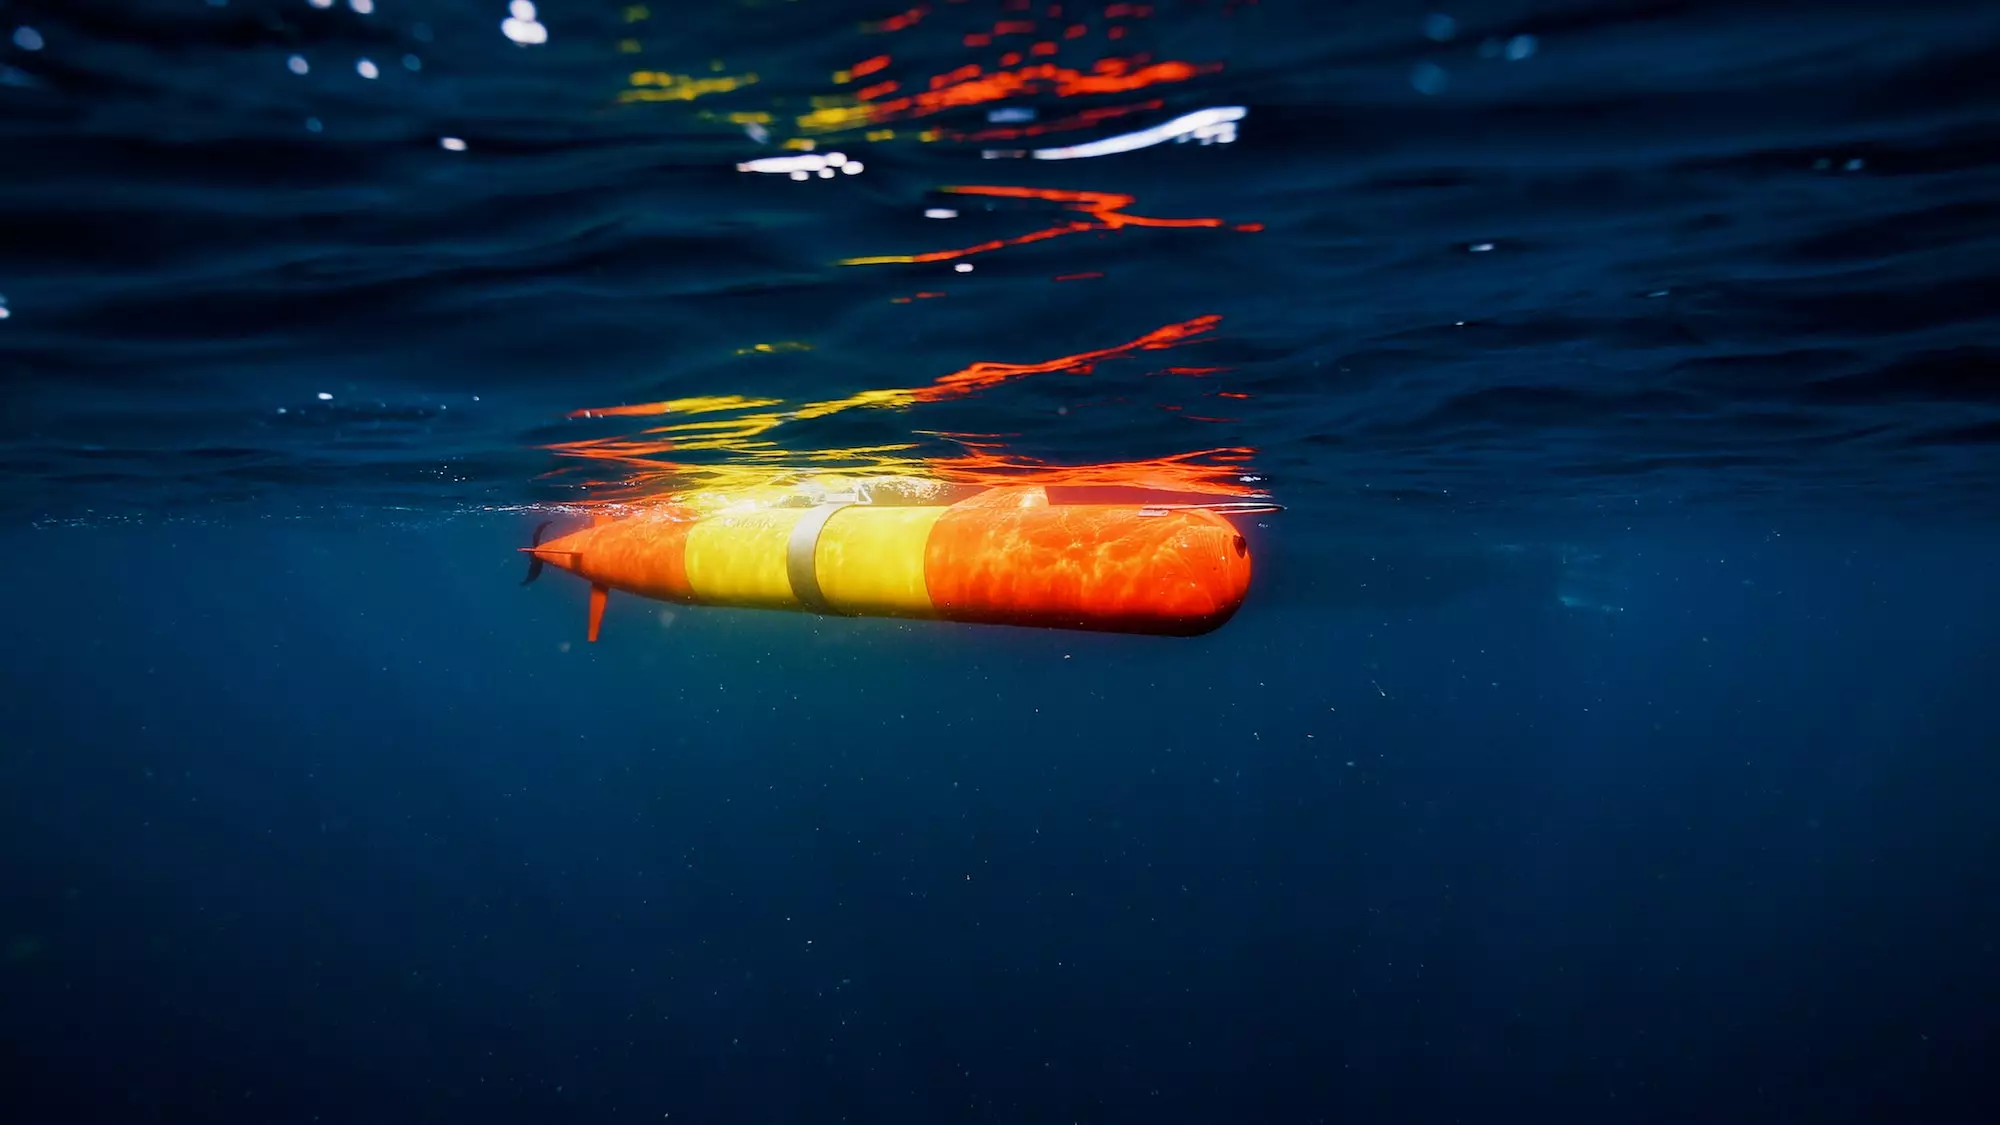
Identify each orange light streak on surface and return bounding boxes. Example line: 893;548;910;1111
925;444;1264;496
840;186;1249;266
911;314;1219;402
868;5;928;32
546;318;1262;501
803;58;1222;133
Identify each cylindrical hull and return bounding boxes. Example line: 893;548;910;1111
531;487;1253;636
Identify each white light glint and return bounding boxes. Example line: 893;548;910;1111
510;1;537;18
503;17;548;45
953;263;973;273
740;151;864;179
356;58;379;79
288;55;309;75
1469;242;1493;252
440;136;467;151
309;0;333;9
349;0;374;13
317;392;334;400
924;208;958;219
1029;106;1245;160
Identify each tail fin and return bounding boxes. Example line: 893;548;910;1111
521;520;554;586
587;583;609;642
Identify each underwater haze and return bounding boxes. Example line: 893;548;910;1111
3;1;1999;1122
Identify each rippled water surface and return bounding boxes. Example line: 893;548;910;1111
5;0;1996;527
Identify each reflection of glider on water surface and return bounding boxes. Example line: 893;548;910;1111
522;483;1265;640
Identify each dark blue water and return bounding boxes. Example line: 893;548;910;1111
4;1;1999;1122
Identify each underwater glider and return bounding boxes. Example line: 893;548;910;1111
520;484;1258;640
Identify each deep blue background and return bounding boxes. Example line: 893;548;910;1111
4;516;1997;1123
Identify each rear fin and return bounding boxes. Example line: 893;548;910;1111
587;584;609;642
521;520;555;586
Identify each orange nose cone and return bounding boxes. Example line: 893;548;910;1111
924;505;1253;636
1148;512;1253;633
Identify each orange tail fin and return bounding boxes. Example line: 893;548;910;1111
587;584;609;642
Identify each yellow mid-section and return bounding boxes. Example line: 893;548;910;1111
683;508;808;608
814;506;946;617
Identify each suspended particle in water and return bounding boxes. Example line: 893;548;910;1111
356;58;379;79
288;55;309;74
12;26;43;50
1411;61;1447;95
